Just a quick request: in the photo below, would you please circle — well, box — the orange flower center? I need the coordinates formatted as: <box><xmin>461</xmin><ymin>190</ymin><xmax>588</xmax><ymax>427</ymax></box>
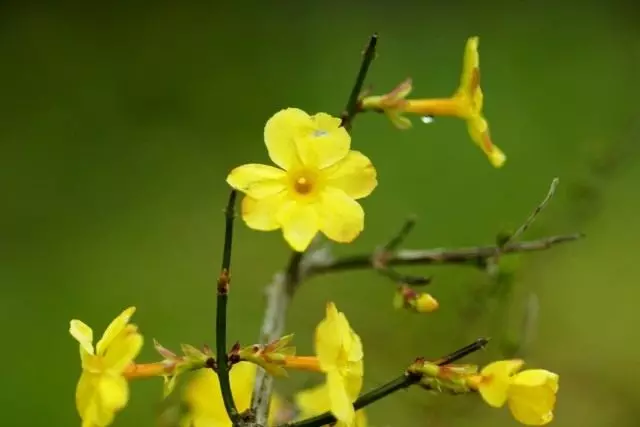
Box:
<box><xmin>294</xmin><ymin>176</ymin><xmax>313</xmax><ymax>194</ymax></box>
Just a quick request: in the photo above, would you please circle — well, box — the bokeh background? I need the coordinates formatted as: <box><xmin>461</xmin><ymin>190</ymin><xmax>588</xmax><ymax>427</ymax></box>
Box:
<box><xmin>2</xmin><ymin>1</ymin><xmax>639</xmax><ymax>426</ymax></box>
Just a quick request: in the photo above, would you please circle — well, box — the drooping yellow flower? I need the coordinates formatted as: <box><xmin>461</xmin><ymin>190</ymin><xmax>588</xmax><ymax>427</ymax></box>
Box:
<box><xmin>295</xmin><ymin>381</ymin><xmax>368</xmax><ymax>427</ymax></box>
<box><xmin>360</xmin><ymin>37</ymin><xmax>505</xmax><ymax>168</ymax></box>
<box><xmin>314</xmin><ymin>302</ymin><xmax>364</xmax><ymax>425</ymax></box>
<box><xmin>227</xmin><ymin>108</ymin><xmax>378</xmax><ymax>252</ymax></box>
<box><xmin>470</xmin><ymin>360</ymin><xmax>558</xmax><ymax>425</ymax></box>
<box><xmin>182</xmin><ymin>362</ymin><xmax>283</xmax><ymax>427</ymax></box>
<box><xmin>69</xmin><ymin>307</ymin><xmax>143</xmax><ymax>427</ymax></box>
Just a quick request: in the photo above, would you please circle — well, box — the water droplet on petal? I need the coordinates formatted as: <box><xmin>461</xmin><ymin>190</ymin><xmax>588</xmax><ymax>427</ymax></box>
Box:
<box><xmin>420</xmin><ymin>116</ymin><xmax>435</xmax><ymax>124</ymax></box>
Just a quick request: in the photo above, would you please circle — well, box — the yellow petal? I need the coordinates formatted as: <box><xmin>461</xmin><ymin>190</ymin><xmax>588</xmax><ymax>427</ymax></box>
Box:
<box><xmin>96</xmin><ymin>306</ymin><xmax>136</xmax><ymax>356</ymax></box>
<box><xmin>315</xmin><ymin>303</ymin><xmax>342</xmax><ymax>371</ymax></box>
<box><xmin>347</xmin><ymin>331</ymin><xmax>364</xmax><ymax>363</ymax></box>
<box><xmin>276</xmin><ymin>200</ymin><xmax>319</xmax><ymax>252</ymax></box>
<box><xmin>184</xmin><ymin>370</ymin><xmax>226</xmax><ymax>421</ymax></box>
<box><xmin>241</xmin><ymin>193</ymin><xmax>287</xmax><ymax>231</ymax></box>
<box><xmin>324</xmin><ymin>151</ymin><xmax>377</xmax><ymax>199</ymax></box>
<box><xmin>227</xmin><ymin>164</ymin><xmax>287</xmax><ymax>199</ymax></box>
<box><xmin>76</xmin><ymin>371</ymin><xmax>99</xmax><ymax>421</ymax></box>
<box><xmin>478</xmin><ymin>359</ymin><xmax>524</xmax><ymax>407</ymax></box>
<box><xmin>98</xmin><ymin>375</ymin><xmax>129</xmax><ymax>412</ymax></box>
<box><xmin>467</xmin><ymin>116</ymin><xmax>506</xmax><ymax>168</ymax></box>
<box><xmin>317</xmin><ymin>187</ymin><xmax>364</xmax><ymax>244</ymax></box>
<box><xmin>458</xmin><ymin>36</ymin><xmax>480</xmax><ymax>96</ymax></box>
<box><xmin>295</xmin><ymin>113</ymin><xmax>350</xmax><ymax>169</ymax></box>
<box><xmin>183</xmin><ymin>363</ymin><xmax>279</xmax><ymax>427</ymax></box>
<box><xmin>508</xmin><ymin>370</ymin><xmax>558</xmax><ymax>426</ymax></box>
<box><xmin>295</xmin><ymin>382</ymin><xmax>332</xmax><ymax>418</ymax></box>
<box><xmin>264</xmin><ymin>108</ymin><xmax>311</xmax><ymax>170</ymax></box>
<box><xmin>103</xmin><ymin>326</ymin><xmax>143</xmax><ymax>373</ymax></box>
<box><xmin>70</xmin><ymin>319</ymin><xmax>95</xmax><ymax>355</ymax></box>
<box><xmin>229</xmin><ymin>362</ymin><xmax>256</xmax><ymax>411</ymax></box>
<box><xmin>344</xmin><ymin>360</ymin><xmax>364</xmax><ymax>400</ymax></box>
<box><xmin>327</xmin><ymin>370</ymin><xmax>354</xmax><ymax>425</ymax></box>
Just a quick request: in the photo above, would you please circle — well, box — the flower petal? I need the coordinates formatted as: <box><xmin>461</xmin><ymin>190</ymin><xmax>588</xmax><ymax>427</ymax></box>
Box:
<box><xmin>98</xmin><ymin>375</ymin><xmax>129</xmax><ymax>412</ymax></box>
<box><xmin>229</xmin><ymin>362</ymin><xmax>257</xmax><ymax>411</ymax></box>
<box><xmin>467</xmin><ymin>116</ymin><xmax>506</xmax><ymax>168</ymax></box>
<box><xmin>344</xmin><ymin>360</ymin><xmax>364</xmax><ymax>400</ymax></box>
<box><xmin>183</xmin><ymin>370</ymin><xmax>226</xmax><ymax>421</ymax></box>
<box><xmin>347</xmin><ymin>331</ymin><xmax>364</xmax><ymax>363</ymax></box>
<box><xmin>240</xmin><ymin>193</ymin><xmax>287</xmax><ymax>231</ymax></box>
<box><xmin>317</xmin><ymin>188</ymin><xmax>365</xmax><ymax>244</ymax></box>
<box><xmin>324</xmin><ymin>151</ymin><xmax>377</xmax><ymax>199</ymax></box>
<box><xmin>70</xmin><ymin>319</ymin><xmax>95</xmax><ymax>355</ymax></box>
<box><xmin>458</xmin><ymin>36</ymin><xmax>480</xmax><ymax>96</ymax></box>
<box><xmin>95</xmin><ymin>306</ymin><xmax>136</xmax><ymax>356</ymax></box>
<box><xmin>276</xmin><ymin>201</ymin><xmax>319</xmax><ymax>252</ymax></box>
<box><xmin>227</xmin><ymin>164</ymin><xmax>287</xmax><ymax>199</ymax></box>
<box><xmin>296</xmin><ymin>113</ymin><xmax>350</xmax><ymax>169</ymax></box>
<box><xmin>478</xmin><ymin>359</ymin><xmax>524</xmax><ymax>407</ymax></box>
<box><xmin>264</xmin><ymin>108</ymin><xmax>311</xmax><ymax>170</ymax></box>
<box><xmin>315</xmin><ymin>303</ymin><xmax>343</xmax><ymax>371</ymax></box>
<box><xmin>295</xmin><ymin>382</ymin><xmax>332</xmax><ymax>418</ymax></box>
<box><xmin>103</xmin><ymin>325</ymin><xmax>143</xmax><ymax>373</ymax></box>
<box><xmin>183</xmin><ymin>362</ymin><xmax>280</xmax><ymax>426</ymax></box>
<box><xmin>76</xmin><ymin>371</ymin><xmax>99</xmax><ymax>421</ymax></box>
<box><xmin>508</xmin><ymin>371</ymin><xmax>558</xmax><ymax>426</ymax></box>
<box><xmin>327</xmin><ymin>370</ymin><xmax>354</xmax><ymax>425</ymax></box>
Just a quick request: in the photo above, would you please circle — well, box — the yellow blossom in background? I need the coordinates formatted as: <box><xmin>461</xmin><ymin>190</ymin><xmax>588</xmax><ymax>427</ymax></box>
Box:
<box><xmin>69</xmin><ymin>307</ymin><xmax>143</xmax><ymax>427</ymax></box>
<box><xmin>360</xmin><ymin>37</ymin><xmax>505</xmax><ymax>168</ymax></box>
<box><xmin>471</xmin><ymin>360</ymin><xmax>558</xmax><ymax>425</ymax></box>
<box><xmin>295</xmin><ymin>381</ymin><xmax>368</xmax><ymax>427</ymax></box>
<box><xmin>314</xmin><ymin>302</ymin><xmax>364</xmax><ymax>425</ymax></box>
<box><xmin>227</xmin><ymin>108</ymin><xmax>378</xmax><ymax>251</ymax></box>
<box><xmin>182</xmin><ymin>362</ymin><xmax>283</xmax><ymax>427</ymax></box>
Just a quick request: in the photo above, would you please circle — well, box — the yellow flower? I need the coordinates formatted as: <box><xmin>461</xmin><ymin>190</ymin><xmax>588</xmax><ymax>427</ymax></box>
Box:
<box><xmin>182</xmin><ymin>362</ymin><xmax>283</xmax><ymax>427</ymax></box>
<box><xmin>472</xmin><ymin>360</ymin><xmax>558</xmax><ymax>425</ymax></box>
<box><xmin>360</xmin><ymin>37</ymin><xmax>505</xmax><ymax>168</ymax></box>
<box><xmin>295</xmin><ymin>381</ymin><xmax>368</xmax><ymax>427</ymax></box>
<box><xmin>314</xmin><ymin>302</ymin><xmax>364</xmax><ymax>425</ymax></box>
<box><xmin>227</xmin><ymin>108</ymin><xmax>378</xmax><ymax>252</ymax></box>
<box><xmin>69</xmin><ymin>307</ymin><xmax>143</xmax><ymax>427</ymax></box>
<box><xmin>508</xmin><ymin>369</ymin><xmax>558</xmax><ymax>425</ymax></box>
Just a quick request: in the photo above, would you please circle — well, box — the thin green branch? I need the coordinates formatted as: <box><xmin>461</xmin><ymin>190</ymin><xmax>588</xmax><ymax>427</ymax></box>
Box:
<box><xmin>216</xmin><ymin>190</ymin><xmax>239</xmax><ymax>422</ymax></box>
<box><xmin>341</xmin><ymin>33</ymin><xmax>378</xmax><ymax>130</ymax></box>
<box><xmin>285</xmin><ymin>374</ymin><xmax>417</xmax><ymax>427</ymax></box>
<box><xmin>251</xmin><ymin>33</ymin><xmax>379</xmax><ymax>426</ymax></box>
<box><xmin>284</xmin><ymin>338</ymin><xmax>488</xmax><ymax>427</ymax></box>
<box><xmin>308</xmin><ymin>233</ymin><xmax>583</xmax><ymax>277</ymax></box>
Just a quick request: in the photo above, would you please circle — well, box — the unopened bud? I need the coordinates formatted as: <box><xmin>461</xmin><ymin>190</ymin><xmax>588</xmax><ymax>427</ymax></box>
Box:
<box><xmin>394</xmin><ymin>285</ymin><xmax>439</xmax><ymax>313</ymax></box>
<box><xmin>414</xmin><ymin>293</ymin><xmax>439</xmax><ymax>313</ymax></box>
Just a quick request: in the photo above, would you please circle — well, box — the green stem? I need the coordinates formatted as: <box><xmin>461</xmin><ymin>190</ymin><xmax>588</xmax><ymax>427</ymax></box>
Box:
<box><xmin>285</xmin><ymin>374</ymin><xmax>419</xmax><ymax>427</ymax></box>
<box><xmin>341</xmin><ymin>33</ymin><xmax>378</xmax><ymax>130</ymax></box>
<box><xmin>216</xmin><ymin>190</ymin><xmax>239</xmax><ymax>422</ymax></box>
<box><xmin>283</xmin><ymin>337</ymin><xmax>489</xmax><ymax>427</ymax></box>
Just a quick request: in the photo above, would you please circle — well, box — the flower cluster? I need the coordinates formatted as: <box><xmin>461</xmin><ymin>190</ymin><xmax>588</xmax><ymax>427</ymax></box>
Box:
<box><xmin>67</xmin><ymin>35</ymin><xmax>566</xmax><ymax>427</ymax></box>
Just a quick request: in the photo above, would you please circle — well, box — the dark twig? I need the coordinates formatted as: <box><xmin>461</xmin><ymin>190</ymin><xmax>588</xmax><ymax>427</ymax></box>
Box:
<box><xmin>284</xmin><ymin>338</ymin><xmax>488</xmax><ymax>427</ymax></box>
<box><xmin>216</xmin><ymin>190</ymin><xmax>239</xmax><ymax>422</ymax></box>
<box><xmin>340</xmin><ymin>34</ymin><xmax>378</xmax><ymax>130</ymax></box>
<box><xmin>434</xmin><ymin>338</ymin><xmax>490</xmax><ymax>365</ymax></box>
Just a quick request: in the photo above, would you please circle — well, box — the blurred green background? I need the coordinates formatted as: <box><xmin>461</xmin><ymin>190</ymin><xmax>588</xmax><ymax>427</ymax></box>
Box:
<box><xmin>2</xmin><ymin>1</ymin><xmax>639</xmax><ymax>426</ymax></box>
